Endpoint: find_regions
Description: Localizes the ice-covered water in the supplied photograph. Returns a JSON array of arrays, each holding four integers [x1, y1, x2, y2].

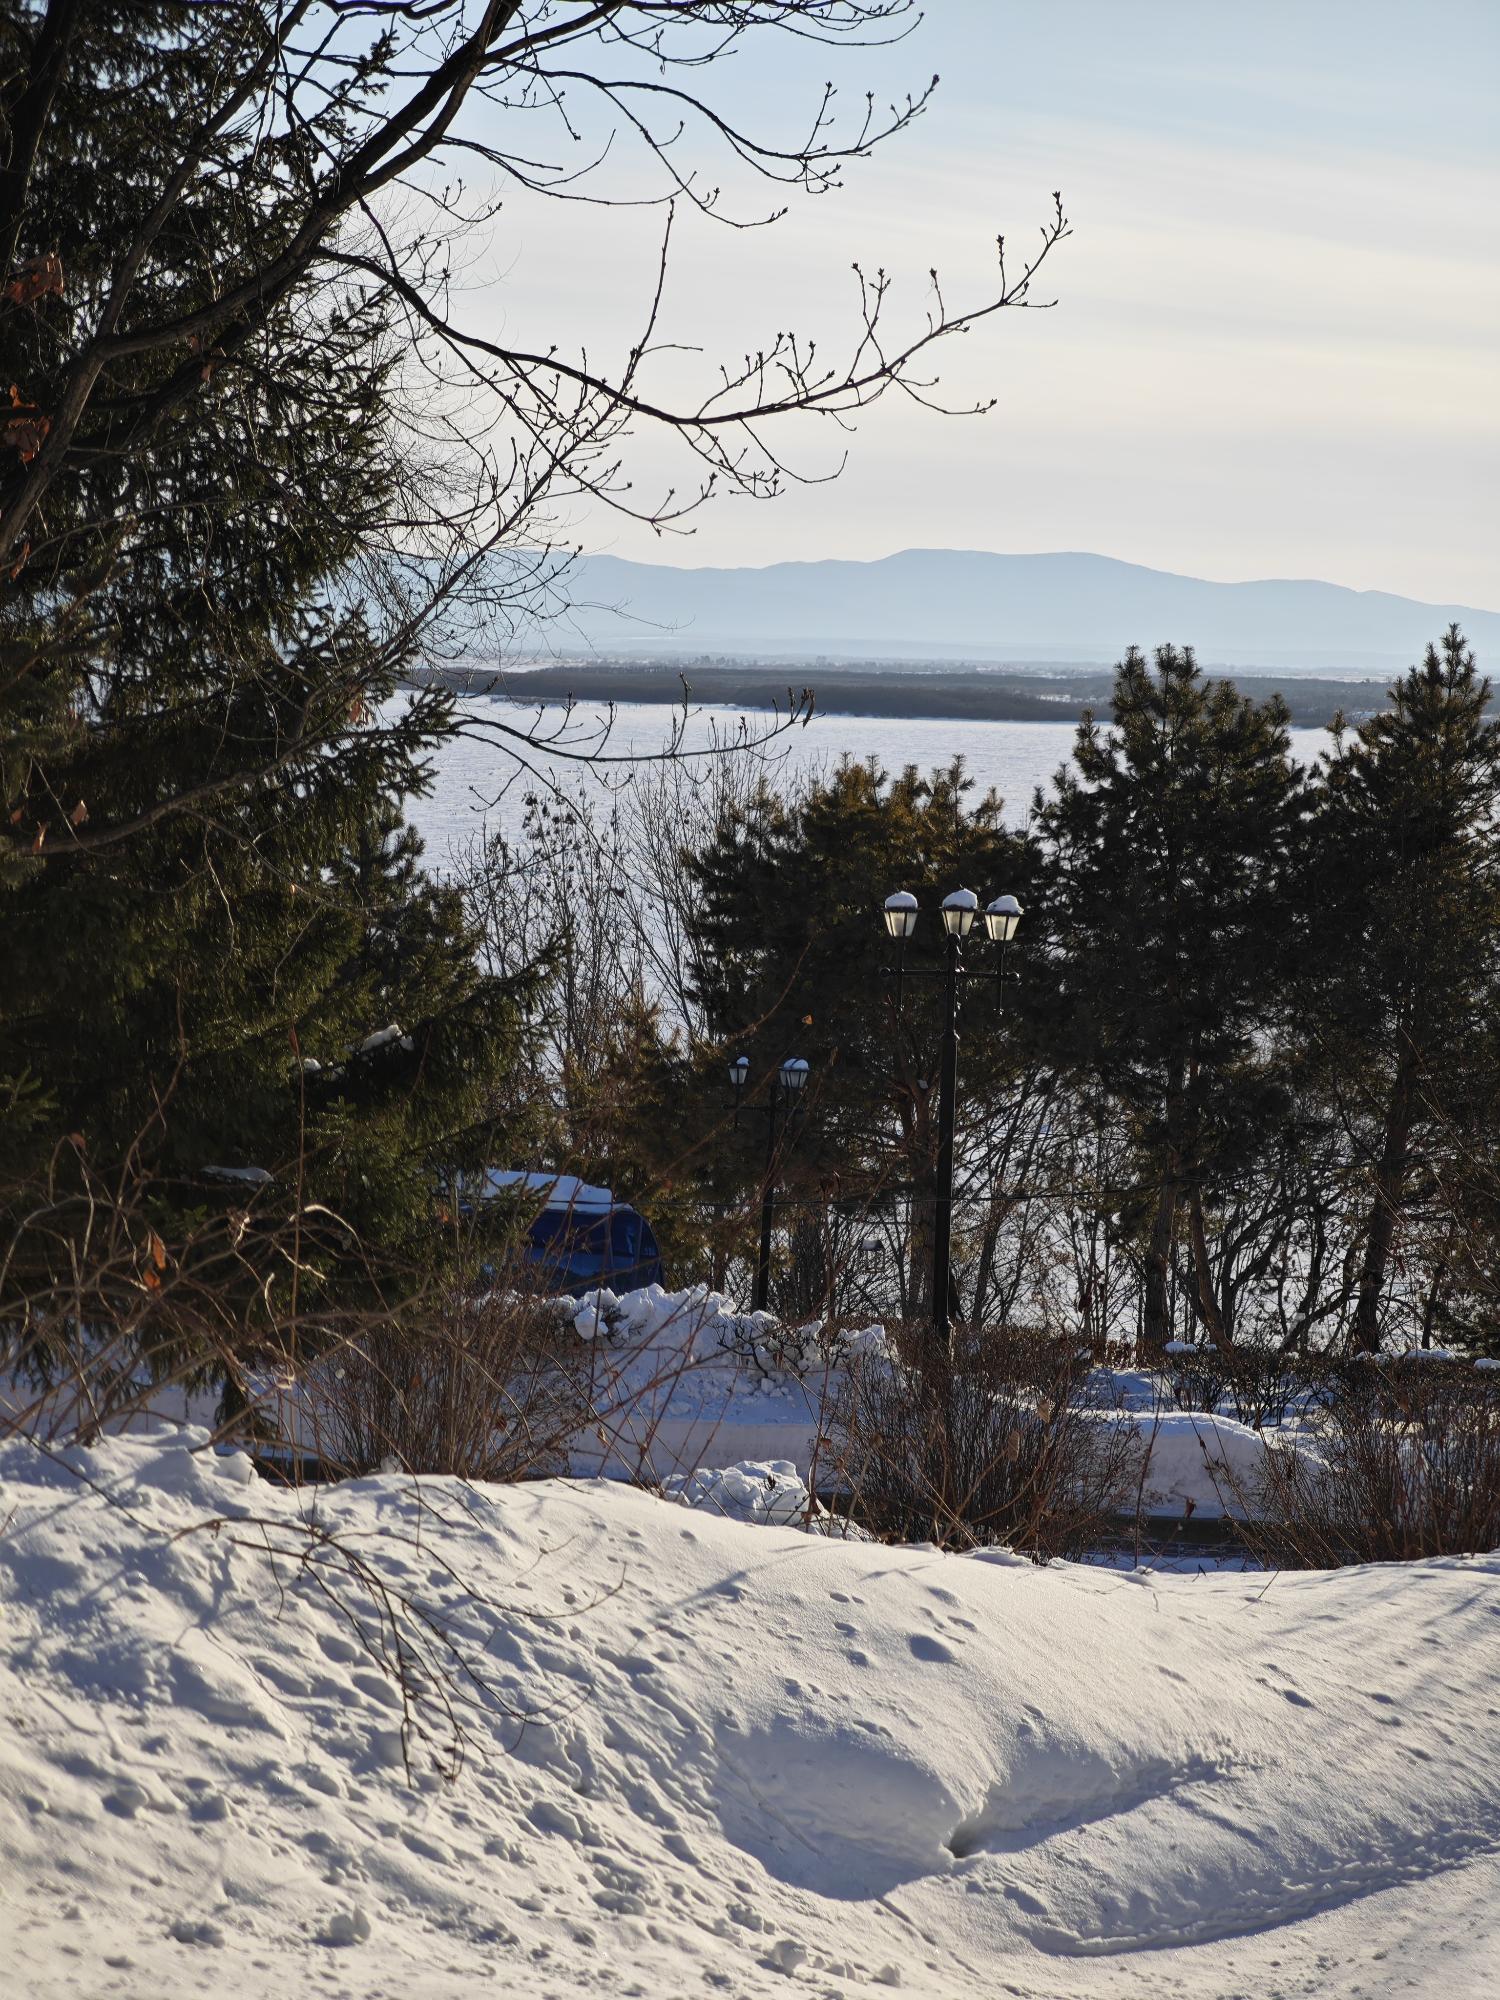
[[403, 694, 1333, 869]]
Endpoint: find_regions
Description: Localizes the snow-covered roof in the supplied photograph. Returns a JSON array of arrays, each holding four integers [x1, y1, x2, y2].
[[478, 1170, 616, 1212]]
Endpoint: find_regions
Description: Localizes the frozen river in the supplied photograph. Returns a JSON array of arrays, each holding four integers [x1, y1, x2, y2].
[[401, 693, 1333, 869]]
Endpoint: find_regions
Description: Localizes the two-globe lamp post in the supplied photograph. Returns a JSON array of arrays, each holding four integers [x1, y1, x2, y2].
[[882, 889, 1022, 1341], [728, 1053, 810, 1312]]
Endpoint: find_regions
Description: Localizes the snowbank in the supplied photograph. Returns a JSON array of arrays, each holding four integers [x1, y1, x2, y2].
[[3, 1431, 1500, 1998], [1124, 1409, 1274, 1521], [8, 1290, 1492, 1529], [560, 1289, 1285, 1518]]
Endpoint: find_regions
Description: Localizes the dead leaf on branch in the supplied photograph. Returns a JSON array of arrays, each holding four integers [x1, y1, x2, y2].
[[2, 252, 64, 308], [4, 385, 50, 463]]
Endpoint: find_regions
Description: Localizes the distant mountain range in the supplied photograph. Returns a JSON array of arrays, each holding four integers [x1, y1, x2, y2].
[[503, 548, 1500, 678]]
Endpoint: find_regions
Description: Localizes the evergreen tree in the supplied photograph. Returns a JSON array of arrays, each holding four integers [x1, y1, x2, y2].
[[1304, 627, 1500, 1351], [0, 6, 525, 1326], [1034, 646, 1302, 1353]]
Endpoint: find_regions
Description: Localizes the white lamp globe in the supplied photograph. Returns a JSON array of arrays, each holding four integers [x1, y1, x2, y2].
[[883, 890, 918, 940], [984, 894, 1023, 944], [940, 888, 979, 940]]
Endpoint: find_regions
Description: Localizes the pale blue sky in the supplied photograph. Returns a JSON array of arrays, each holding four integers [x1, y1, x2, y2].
[[475, 2, 1499, 604]]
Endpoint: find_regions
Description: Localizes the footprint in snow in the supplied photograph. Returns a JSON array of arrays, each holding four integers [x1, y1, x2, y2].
[[317, 1907, 372, 1947], [907, 1633, 957, 1664], [528, 1797, 598, 1844], [168, 1917, 225, 1948]]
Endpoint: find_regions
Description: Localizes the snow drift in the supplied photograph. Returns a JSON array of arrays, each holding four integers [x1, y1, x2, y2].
[[3, 1430, 1499, 1998]]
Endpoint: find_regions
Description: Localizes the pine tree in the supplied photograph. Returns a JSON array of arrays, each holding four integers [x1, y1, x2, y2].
[[1034, 646, 1302, 1353], [1304, 627, 1500, 1351]]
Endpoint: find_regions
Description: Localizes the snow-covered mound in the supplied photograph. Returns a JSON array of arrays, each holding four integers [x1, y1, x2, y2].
[[1126, 1409, 1274, 1520], [556, 1287, 1286, 1518], [561, 1283, 884, 1485], [3, 1432, 1499, 1998], [664, 1457, 823, 1528]]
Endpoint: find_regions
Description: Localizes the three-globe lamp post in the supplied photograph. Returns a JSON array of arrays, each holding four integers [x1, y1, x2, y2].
[[882, 888, 1023, 1341], [728, 1053, 810, 1312]]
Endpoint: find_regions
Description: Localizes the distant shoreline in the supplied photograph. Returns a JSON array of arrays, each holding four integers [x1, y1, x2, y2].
[[409, 659, 1398, 729]]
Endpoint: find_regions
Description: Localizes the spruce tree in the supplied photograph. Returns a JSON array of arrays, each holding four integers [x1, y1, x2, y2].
[[0, 6, 524, 1329], [1034, 646, 1302, 1353]]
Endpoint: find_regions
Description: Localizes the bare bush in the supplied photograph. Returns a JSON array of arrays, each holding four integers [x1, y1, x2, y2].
[[1160, 1345, 1233, 1417], [1163, 1344, 1325, 1429], [0, 1134, 386, 1448], [827, 1325, 1145, 1558], [303, 1290, 586, 1481], [1242, 1358, 1500, 1566]]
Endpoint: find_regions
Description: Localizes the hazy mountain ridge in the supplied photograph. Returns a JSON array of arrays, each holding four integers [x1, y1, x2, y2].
[[506, 548, 1500, 676]]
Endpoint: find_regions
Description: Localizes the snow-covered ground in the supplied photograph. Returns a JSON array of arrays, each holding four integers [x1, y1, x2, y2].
[[4, 1428, 1498, 1999]]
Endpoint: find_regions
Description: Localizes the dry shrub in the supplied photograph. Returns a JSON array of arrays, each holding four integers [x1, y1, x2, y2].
[[827, 1324, 1145, 1558], [1163, 1344, 1327, 1429], [304, 1290, 586, 1480], [1243, 1358, 1500, 1566]]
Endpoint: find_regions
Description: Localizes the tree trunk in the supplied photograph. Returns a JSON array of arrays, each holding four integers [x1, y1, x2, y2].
[[1142, 1176, 1176, 1358], [1188, 1189, 1231, 1349], [1143, 1068, 1187, 1357], [902, 1083, 937, 1323], [1351, 1048, 1419, 1353]]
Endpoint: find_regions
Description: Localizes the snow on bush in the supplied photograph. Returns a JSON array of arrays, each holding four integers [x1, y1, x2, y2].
[[563, 1281, 887, 1381]]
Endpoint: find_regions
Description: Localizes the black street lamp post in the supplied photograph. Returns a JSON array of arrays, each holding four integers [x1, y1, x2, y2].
[[882, 888, 1022, 1341], [728, 1054, 810, 1312]]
